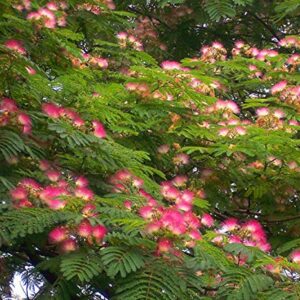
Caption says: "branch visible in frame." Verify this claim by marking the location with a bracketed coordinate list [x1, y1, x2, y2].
[247, 11, 282, 41]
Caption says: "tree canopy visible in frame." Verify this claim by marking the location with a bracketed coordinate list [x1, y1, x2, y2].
[0, 0, 300, 299]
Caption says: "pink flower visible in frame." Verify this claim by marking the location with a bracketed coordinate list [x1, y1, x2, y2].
[235, 40, 245, 49]
[221, 218, 239, 232]
[75, 176, 89, 187]
[271, 81, 287, 94]
[77, 220, 93, 237]
[60, 239, 77, 252]
[48, 199, 66, 210]
[229, 235, 242, 244]
[173, 153, 189, 165]
[46, 2, 59, 11]
[145, 221, 161, 234]
[256, 107, 269, 117]
[92, 120, 106, 138]
[273, 109, 285, 119]
[188, 229, 202, 240]
[291, 249, 300, 263]
[157, 238, 172, 253]
[42, 103, 61, 118]
[176, 199, 192, 212]
[25, 66, 36, 75]
[82, 203, 96, 216]
[157, 144, 170, 154]
[172, 175, 188, 187]
[92, 224, 107, 240]
[10, 186, 28, 200]
[117, 32, 128, 40]
[242, 220, 262, 233]
[18, 199, 33, 208]
[1, 98, 18, 112]
[74, 187, 94, 201]
[183, 212, 200, 229]
[180, 190, 194, 203]
[218, 128, 229, 137]
[20, 178, 41, 190]
[39, 186, 66, 201]
[39, 160, 51, 171]
[201, 213, 214, 227]
[49, 227, 68, 243]
[124, 200, 132, 210]
[139, 206, 154, 219]
[235, 126, 246, 136]
[161, 61, 182, 70]
[46, 169, 60, 182]
[96, 58, 108, 69]
[5, 40, 26, 55]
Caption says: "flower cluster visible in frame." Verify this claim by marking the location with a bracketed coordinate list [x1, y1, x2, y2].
[42, 102, 106, 138]
[10, 161, 96, 209]
[26, 1, 68, 28]
[213, 218, 271, 254]
[279, 36, 300, 49]
[109, 169, 144, 193]
[4, 39, 26, 55]
[255, 107, 285, 130]
[48, 220, 107, 253]
[116, 32, 144, 51]
[0, 98, 32, 134]
[200, 42, 227, 63]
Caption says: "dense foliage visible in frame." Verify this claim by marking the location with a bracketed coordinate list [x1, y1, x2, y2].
[0, 0, 300, 299]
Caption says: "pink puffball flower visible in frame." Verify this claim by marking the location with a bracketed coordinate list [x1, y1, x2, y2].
[60, 239, 77, 252]
[235, 40, 245, 49]
[39, 160, 51, 171]
[172, 175, 188, 187]
[20, 178, 41, 190]
[25, 66, 36, 75]
[157, 238, 172, 253]
[48, 199, 66, 210]
[18, 199, 33, 208]
[123, 200, 132, 210]
[82, 203, 96, 216]
[188, 229, 202, 240]
[242, 220, 263, 233]
[39, 186, 66, 201]
[46, 169, 60, 182]
[221, 218, 239, 232]
[271, 81, 287, 94]
[290, 249, 300, 263]
[77, 220, 93, 237]
[10, 186, 28, 200]
[74, 187, 94, 201]
[75, 176, 89, 187]
[46, 2, 59, 11]
[5, 40, 26, 55]
[117, 32, 128, 40]
[49, 226, 68, 243]
[145, 221, 161, 234]
[42, 103, 61, 118]
[273, 109, 285, 119]
[1, 98, 18, 112]
[180, 190, 194, 203]
[157, 144, 170, 154]
[256, 107, 269, 117]
[235, 126, 246, 136]
[161, 61, 182, 70]
[173, 153, 189, 165]
[183, 212, 200, 229]
[92, 224, 107, 240]
[92, 120, 106, 138]
[218, 128, 229, 137]
[139, 206, 154, 219]
[96, 58, 109, 69]
[201, 213, 214, 227]
[11, 110, 30, 127]
[176, 199, 192, 212]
